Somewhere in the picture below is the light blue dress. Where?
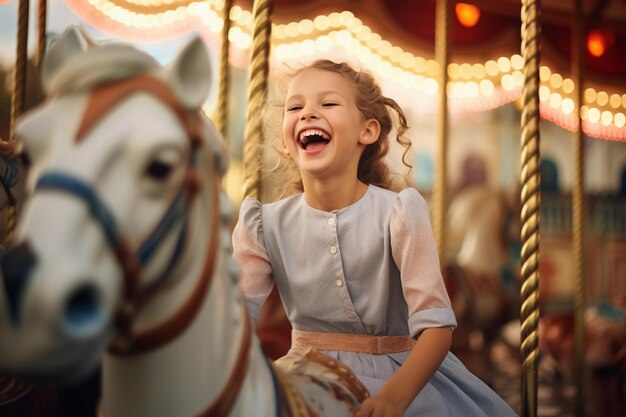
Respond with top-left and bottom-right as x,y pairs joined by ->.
232,185 -> 518,416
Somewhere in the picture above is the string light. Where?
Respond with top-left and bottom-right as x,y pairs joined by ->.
63,0 -> 625,140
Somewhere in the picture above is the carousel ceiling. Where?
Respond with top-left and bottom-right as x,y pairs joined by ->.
63,0 -> 626,141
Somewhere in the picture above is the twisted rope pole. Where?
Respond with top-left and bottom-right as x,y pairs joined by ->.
215,0 -> 233,139
432,0 -> 450,266
519,1 -> 542,416
37,0 -> 47,67
242,0 -> 273,201
3,0 -> 30,245
571,0 -> 586,415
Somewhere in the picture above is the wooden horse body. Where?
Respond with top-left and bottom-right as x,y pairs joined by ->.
444,185 -> 518,345
0,28 -> 366,417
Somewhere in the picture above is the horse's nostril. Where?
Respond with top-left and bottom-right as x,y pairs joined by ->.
1,241 -> 37,324
63,284 -> 103,336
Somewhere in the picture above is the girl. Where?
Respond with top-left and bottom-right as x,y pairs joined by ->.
232,59 -> 517,417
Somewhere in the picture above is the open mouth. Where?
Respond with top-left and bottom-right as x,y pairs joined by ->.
298,128 -> 331,150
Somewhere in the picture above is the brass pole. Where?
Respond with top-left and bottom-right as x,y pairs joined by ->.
9,0 -> 29,143
215,0 -> 233,139
242,0 -> 273,200
433,0 -> 450,266
3,0 -> 30,245
37,0 -> 47,67
571,0 -> 586,415
519,1 -> 542,416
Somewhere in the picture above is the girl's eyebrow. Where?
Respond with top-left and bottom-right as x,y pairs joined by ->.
285,90 -> 348,103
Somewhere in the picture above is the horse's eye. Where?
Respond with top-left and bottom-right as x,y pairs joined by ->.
146,160 -> 173,181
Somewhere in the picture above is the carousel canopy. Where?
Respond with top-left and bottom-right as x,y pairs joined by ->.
61,0 -> 626,140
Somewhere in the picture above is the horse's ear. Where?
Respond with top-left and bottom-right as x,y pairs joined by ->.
167,36 -> 212,111
41,26 -> 91,95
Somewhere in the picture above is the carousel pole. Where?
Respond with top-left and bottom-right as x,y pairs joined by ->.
2,0 -> 30,245
571,0 -> 586,415
0,0 -> 32,402
242,0 -> 273,201
215,0 -> 233,139
519,0 -> 542,416
37,0 -> 47,67
432,0 -> 451,266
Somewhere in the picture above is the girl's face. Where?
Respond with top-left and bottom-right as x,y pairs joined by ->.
282,68 -> 379,183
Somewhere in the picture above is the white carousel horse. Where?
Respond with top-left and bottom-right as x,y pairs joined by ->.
443,185 -> 518,348
0,27 -> 367,417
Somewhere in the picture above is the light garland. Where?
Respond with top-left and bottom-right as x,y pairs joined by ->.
64,0 -> 626,141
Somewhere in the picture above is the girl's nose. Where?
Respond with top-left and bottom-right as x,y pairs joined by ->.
300,110 -> 319,120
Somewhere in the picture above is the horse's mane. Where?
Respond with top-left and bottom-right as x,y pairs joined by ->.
44,40 -> 160,97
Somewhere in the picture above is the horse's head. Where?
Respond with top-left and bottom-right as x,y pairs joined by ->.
0,27 -> 228,385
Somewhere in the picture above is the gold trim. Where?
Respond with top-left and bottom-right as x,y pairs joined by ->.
301,348 -> 370,404
272,363 -> 312,417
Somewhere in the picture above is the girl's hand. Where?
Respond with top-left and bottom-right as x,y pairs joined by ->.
354,394 -> 405,417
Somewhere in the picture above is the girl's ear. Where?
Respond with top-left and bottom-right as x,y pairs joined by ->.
282,139 -> 292,157
359,119 -> 381,145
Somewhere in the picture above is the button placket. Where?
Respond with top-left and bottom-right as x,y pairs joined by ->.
326,212 -> 358,323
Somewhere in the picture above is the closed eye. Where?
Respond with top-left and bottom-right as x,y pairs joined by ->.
322,102 -> 338,107
286,105 -> 302,111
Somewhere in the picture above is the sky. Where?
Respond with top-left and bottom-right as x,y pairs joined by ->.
0,0 -> 192,66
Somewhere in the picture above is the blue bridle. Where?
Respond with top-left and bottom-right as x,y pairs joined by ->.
35,163 -> 192,293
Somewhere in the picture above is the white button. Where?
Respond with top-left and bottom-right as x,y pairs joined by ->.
328,218 -> 336,225
329,245 -> 337,254
336,279 -> 344,287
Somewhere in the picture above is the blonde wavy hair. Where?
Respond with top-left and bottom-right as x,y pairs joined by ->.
263,59 -> 413,200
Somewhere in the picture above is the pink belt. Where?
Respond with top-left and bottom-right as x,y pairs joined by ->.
291,330 -> 416,354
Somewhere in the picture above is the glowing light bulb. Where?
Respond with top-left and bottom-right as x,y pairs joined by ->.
479,79 -> 494,96
587,30 -> 613,57
561,78 -> 574,94
455,3 -> 481,27
539,66 -> 551,82
588,107 -> 600,123
539,86 -> 550,102
485,60 -> 498,76
601,111 -> 613,126
561,98 -> 574,114
549,92 -> 562,109
298,19 -> 314,35
610,94 -> 622,109
314,15 -> 330,31
584,88 -> 597,104
511,54 -> 524,70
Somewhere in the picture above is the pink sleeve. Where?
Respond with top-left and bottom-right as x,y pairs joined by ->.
232,199 -> 274,321
391,189 -> 456,335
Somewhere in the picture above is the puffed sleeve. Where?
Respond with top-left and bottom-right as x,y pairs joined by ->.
390,188 -> 457,337
232,198 -> 274,322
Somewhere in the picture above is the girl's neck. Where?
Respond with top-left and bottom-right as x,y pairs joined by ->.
302,178 -> 369,212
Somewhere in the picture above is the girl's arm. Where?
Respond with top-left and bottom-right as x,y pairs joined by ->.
355,327 -> 452,417
232,199 -> 275,321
